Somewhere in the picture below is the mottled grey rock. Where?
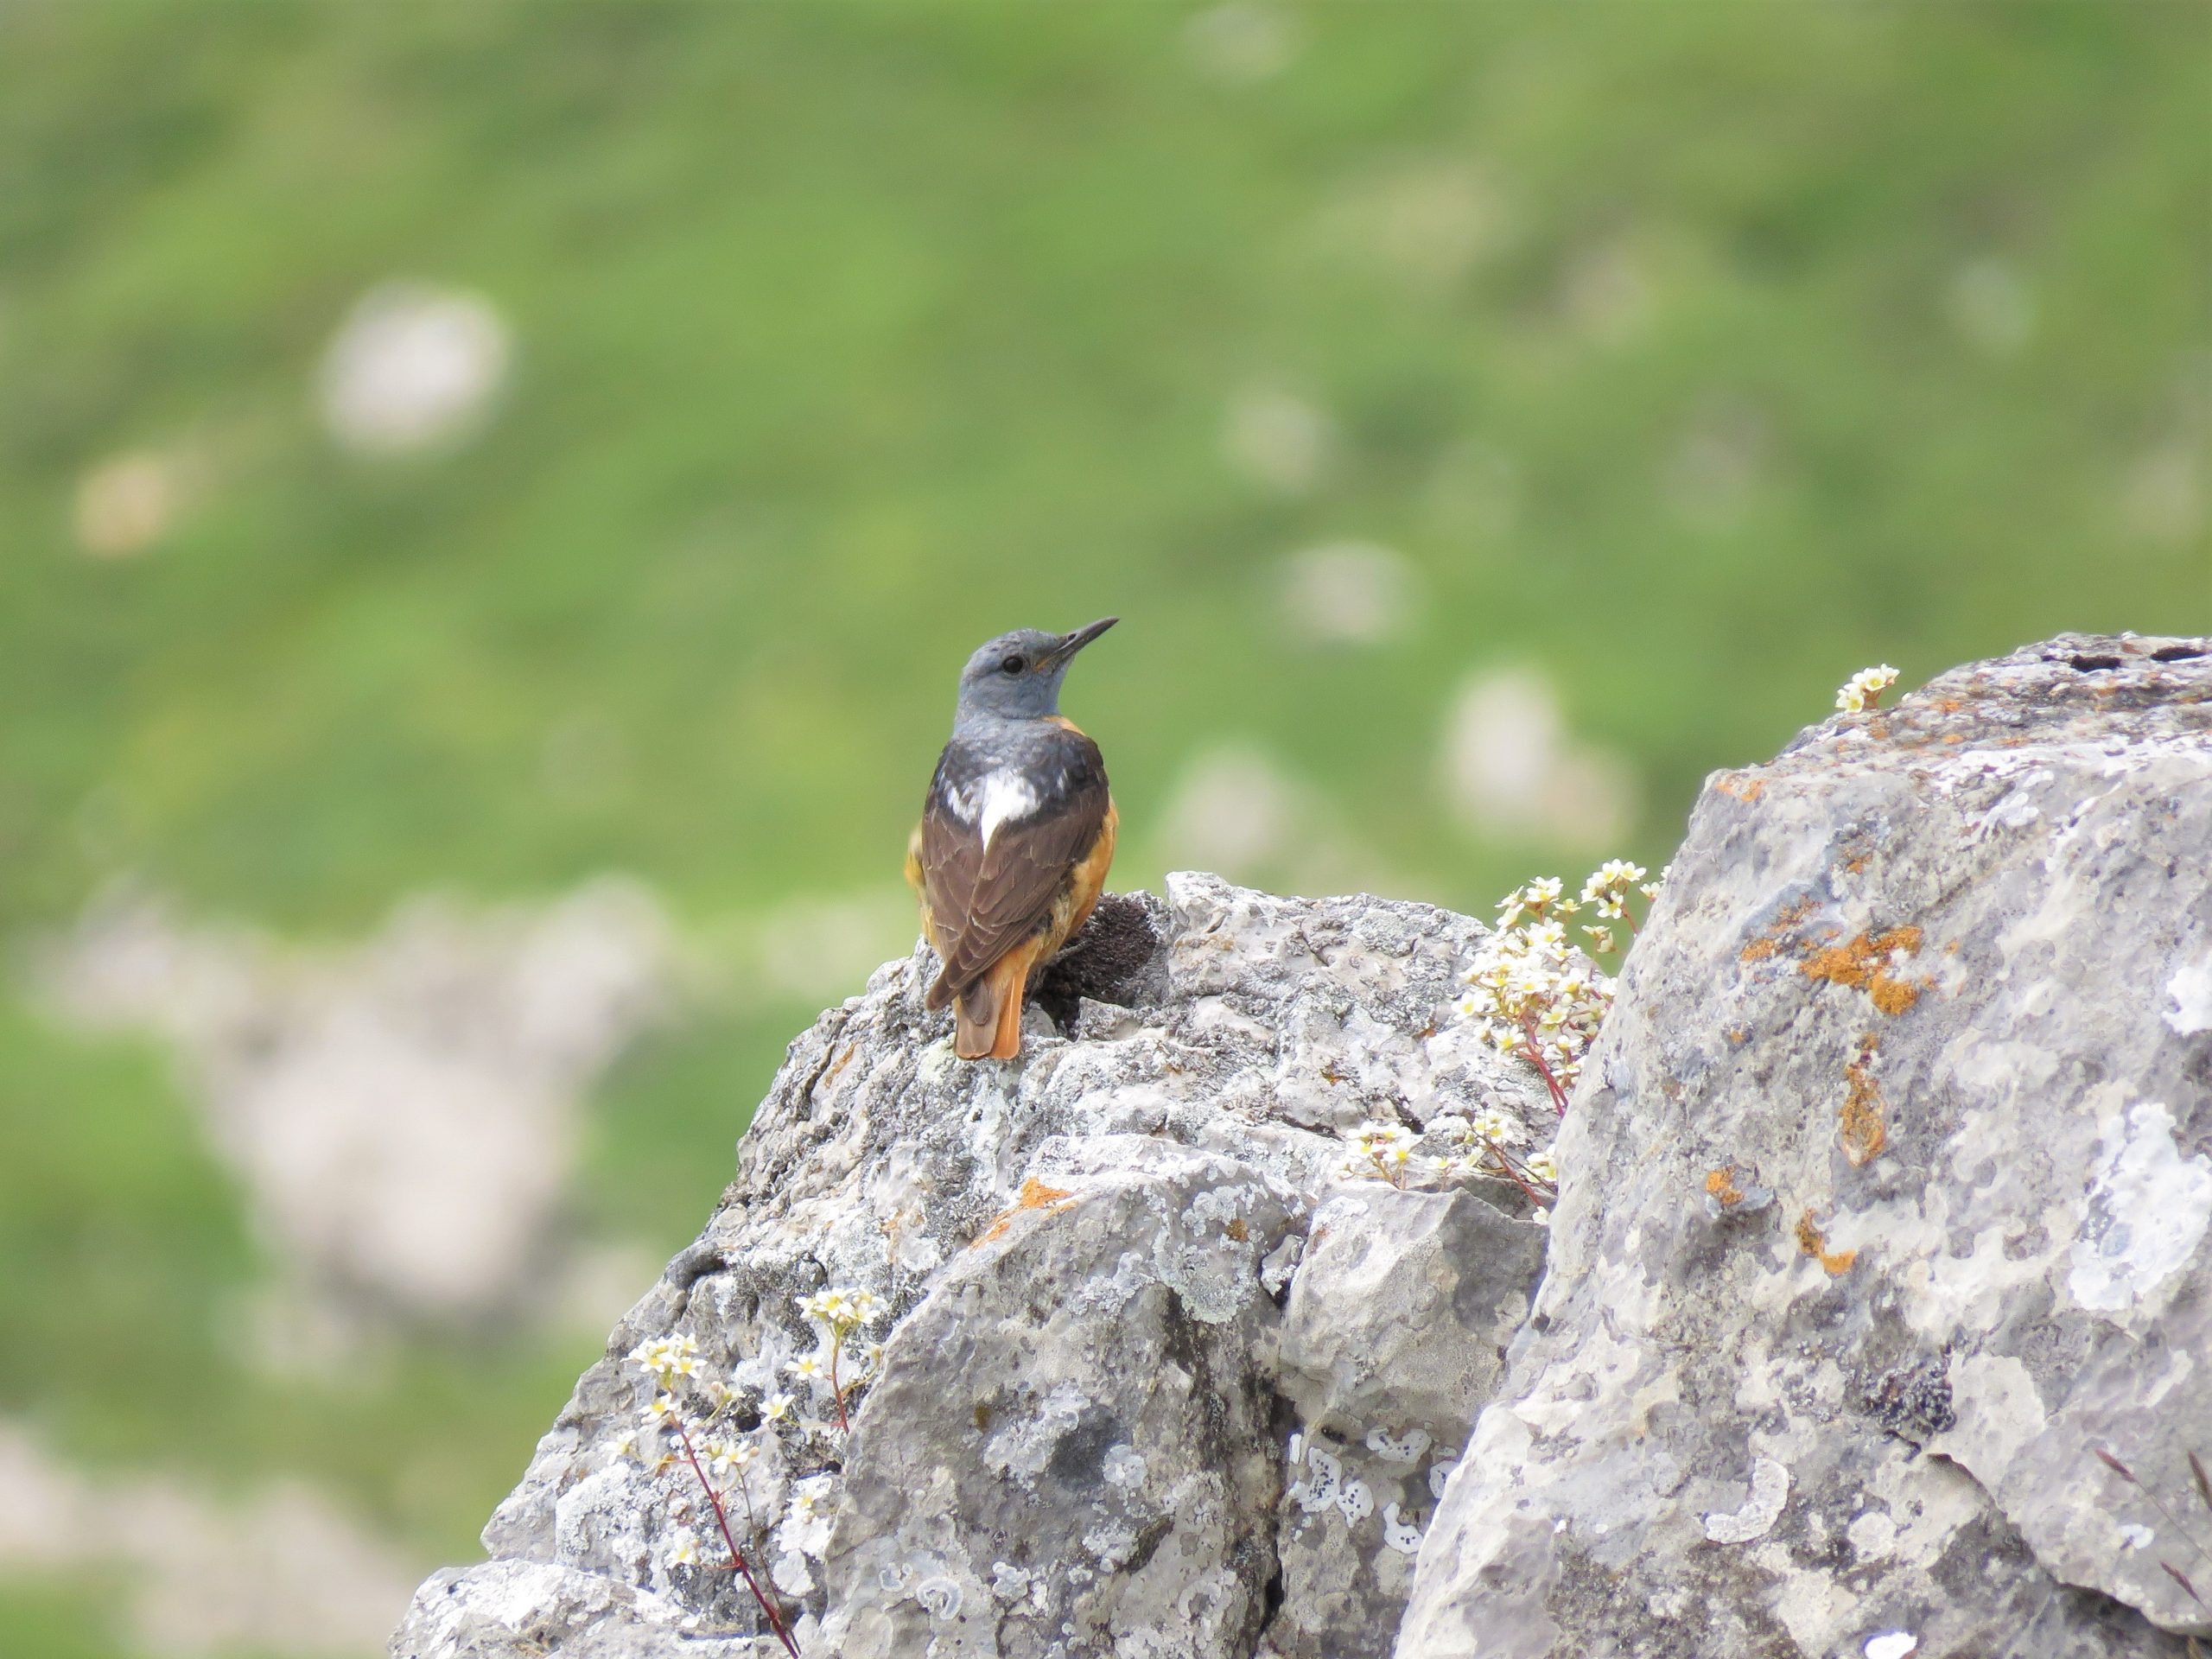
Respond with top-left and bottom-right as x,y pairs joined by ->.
1268,1185 -> 1545,1658
396,876 -> 1552,1657
1399,632 -> 2212,1659
819,1138 -> 1296,1658
392,1560 -> 777,1657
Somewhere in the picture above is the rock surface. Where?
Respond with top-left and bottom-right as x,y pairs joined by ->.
393,880 -> 1553,1658
1400,632 -> 2212,1657
397,630 -> 2212,1659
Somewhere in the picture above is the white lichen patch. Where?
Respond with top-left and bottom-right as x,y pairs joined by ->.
1382,1502 -> 1426,1554
985,1381 -> 1096,1483
2068,1100 -> 2212,1311
1103,1444 -> 1148,1491
1333,1477 -> 1374,1525
2164,957 -> 2212,1036
1366,1426 -> 1433,1464
1084,1522 -> 1138,1569
1702,1456 -> 1789,1544
912,1575 -> 963,1619
1291,1446 -> 1342,1515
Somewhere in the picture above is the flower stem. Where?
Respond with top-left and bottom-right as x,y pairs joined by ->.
1479,1135 -> 1553,1208
1519,1015 -> 1571,1116
675,1420 -> 799,1656
829,1343 -> 851,1435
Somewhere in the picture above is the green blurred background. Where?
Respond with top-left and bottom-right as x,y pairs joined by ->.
1,3 -> 2205,1651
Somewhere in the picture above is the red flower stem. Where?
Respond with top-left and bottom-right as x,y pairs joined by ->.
675,1420 -> 799,1656
1478,1141 -> 1548,1211
1519,1016 -> 1571,1116
829,1343 -> 851,1435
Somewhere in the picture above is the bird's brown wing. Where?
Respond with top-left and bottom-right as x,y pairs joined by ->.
920,775 -> 1109,1008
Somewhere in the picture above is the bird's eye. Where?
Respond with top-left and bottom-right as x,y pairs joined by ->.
1001,655 -> 1026,674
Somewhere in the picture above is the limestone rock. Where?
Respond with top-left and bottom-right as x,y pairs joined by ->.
1268,1185 -> 1545,1658
1398,632 -> 2212,1658
398,632 -> 2212,1659
394,879 -> 1553,1657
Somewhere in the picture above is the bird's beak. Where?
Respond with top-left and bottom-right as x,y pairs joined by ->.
1046,616 -> 1118,667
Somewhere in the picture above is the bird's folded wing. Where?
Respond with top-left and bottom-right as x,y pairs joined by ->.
921,777 -> 1109,1006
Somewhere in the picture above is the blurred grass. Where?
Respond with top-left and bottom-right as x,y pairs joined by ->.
0,1580 -> 133,1659
0,3 -> 2205,1652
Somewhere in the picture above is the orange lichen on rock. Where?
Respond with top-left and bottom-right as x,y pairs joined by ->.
1839,1039 -> 1887,1166
1713,772 -> 1768,802
976,1177 -> 1077,1244
1740,896 -> 1818,963
1796,1210 -> 1858,1275
1802,925 -> 1924,1014
1224,1217 -> 1249,1243
1706,1166 -> 1745,1207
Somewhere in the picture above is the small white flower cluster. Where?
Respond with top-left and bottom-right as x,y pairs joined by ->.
1456,902 -> 1611,1103
1834,664 -> 1900,714
1339,1107 -> 1560,1207
1436,1110 -> 1558,1206
788,1285 -> 887,1416
1580,859 -> 1660,928
620,1322 -> 843,1652
1450,863 -> 1662,1110
1341,1120 -> 1418,1186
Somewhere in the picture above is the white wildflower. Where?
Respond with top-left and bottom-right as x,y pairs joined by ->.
1343,1120 -> 1421,1186
844,1287 -> 883,1325
1834,664 -> 1900,713
796,1289 -> 848,1325
702,1433 -> 759,1480
780,1472 -> 839,1559
1468,1107 -> 1526,1147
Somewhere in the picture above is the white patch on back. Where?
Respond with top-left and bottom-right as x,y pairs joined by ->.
977,771 -> 1040,851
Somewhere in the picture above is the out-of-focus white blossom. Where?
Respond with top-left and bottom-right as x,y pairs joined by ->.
1834,664 -> 1900,714
1342,1121 -> 1420,1187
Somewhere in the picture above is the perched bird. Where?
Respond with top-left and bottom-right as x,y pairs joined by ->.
906,619 -> 1119,1060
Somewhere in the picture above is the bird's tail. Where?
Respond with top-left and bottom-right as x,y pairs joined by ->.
952,980 -> 1002,1060
952,950 -> 1031,1060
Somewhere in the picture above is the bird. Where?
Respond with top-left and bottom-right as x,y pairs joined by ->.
906,618 -> 1119,1060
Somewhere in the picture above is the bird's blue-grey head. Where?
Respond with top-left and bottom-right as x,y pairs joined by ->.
952,617 -> 1117,728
